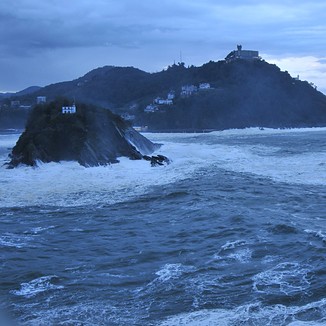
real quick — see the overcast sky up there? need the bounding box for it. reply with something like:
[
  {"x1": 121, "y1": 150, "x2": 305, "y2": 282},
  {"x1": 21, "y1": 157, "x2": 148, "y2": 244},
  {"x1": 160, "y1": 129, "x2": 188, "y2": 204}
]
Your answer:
[{"x1": 1, "y1": 0, "x2": 326, "y2": 93}]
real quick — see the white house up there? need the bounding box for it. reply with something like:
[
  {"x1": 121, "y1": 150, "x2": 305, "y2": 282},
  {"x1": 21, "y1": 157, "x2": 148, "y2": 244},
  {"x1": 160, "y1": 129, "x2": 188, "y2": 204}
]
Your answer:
[
  {"x1": 36, "y1": 96, "x2": 46, "y2": 104},
  {"x1": 144, "y1": 104, "x2": 158, "y2": 113},
  {"x1": 62, "y1": 104, "x2": 76, "y2": 114},
  {"x1": 199, "y1": 83, "x2": 211, "y2": 89},
  {"x1": 154, "y1": 97, "x2": 173, "y2": 105},
  {"x1": 181, "y1": 85, "x2": 198, "y2": 97},
  {"x1": 167, "y1": 91, "x2": 175, "y2": 100}
]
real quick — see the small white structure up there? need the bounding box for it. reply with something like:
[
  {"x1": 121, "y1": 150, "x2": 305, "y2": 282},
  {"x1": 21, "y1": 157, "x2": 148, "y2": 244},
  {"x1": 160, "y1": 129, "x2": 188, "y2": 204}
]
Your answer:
[
  {"x1": 10, "y1": 100, "x2": 20, "y2": 108},
  {"x1": 133, "y1": 126, "x2": 148, "y2": 132},
  {"x1": 154, "y1": 97, "x2": 173, "y2": 105},
  {"x1": 19, "y1": 105, "x2": 32, "y2": 110},
  {"x1": 167, "y1": 91, "x2": 175, "y2": 100},
  {"x1": 62, "y1": 104, "x2": 76, "y2": 114},
  {"x1": 181, "y1": 85, "x2": 198, "y2": 97},
  {"x1": 144, "y1": 104, "x2": 158, "y2": 113},
  {"x1": 36, "y1": 96, "x2": 46, "y2": 104},
  {"x1": 121, "y1": 113, "x2": 135, "y2": 121},
  {"x1": 199, "y1": 83, "x2": 211, "y2": 89}
]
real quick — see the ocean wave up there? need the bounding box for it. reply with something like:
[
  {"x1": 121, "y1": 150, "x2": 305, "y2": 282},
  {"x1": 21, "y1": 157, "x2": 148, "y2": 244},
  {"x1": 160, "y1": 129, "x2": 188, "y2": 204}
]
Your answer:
[
  {"x1": 10, "y1": 275, "x2": 64, "y2": 298},
  {"x1": 0, "y1": 232, "x2": 34, "y2": 248},
  {"x1": 147, "y1": 128, "x2": 326, "y2": 186},
  {"x1": 252, "y1": 262, "x2": 311, "y2": 295},
  {"x1": 158, "y1": 298, "x2": 326, "y2": 326},
  {"x1": 304, "y1": 229, "x2": 326, "y2": 244},
  {"x1": 0, "y1": 128, "x2": 325, "y2": 208},
  {"x1": 221, "y1": 239, "x2": 248, "y2": 250}
]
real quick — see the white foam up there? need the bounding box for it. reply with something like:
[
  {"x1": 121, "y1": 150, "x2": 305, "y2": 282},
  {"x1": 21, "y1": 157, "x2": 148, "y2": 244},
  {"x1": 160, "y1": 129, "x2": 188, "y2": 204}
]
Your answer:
[
  {"x1": 158, "y1": 299, "x2": 326, "y2": 326},
  {"x1": 154, "y1": 263, "x2": 195, "y2": 282},
  {"x1": 0, "y1": 157, "x2": 190, "y2": 208},
  {"x1": 0, "y1": 128, "x2": 325, "y2": 207},
  {"x1": 304, "y1": 229, "x2": 326, "y2": 243},
  {"x1": 10, "y1": 275, "x2": 64, "y2": 298},
  {"x1": 147, "y1": 128, "x2": 326, "y2": 186},
  {"x1": 221, "y1": 239, "x2": 248, "y2": 250},
  {"x1": 227, "y1": 248, "x2": 252, "y2": 263},
  {"x1": 252, "y1": 262, "x2": 311, "y2": 295},
  {"x1": 0, "y1": 232, "x2": 34, "y2": 248}
]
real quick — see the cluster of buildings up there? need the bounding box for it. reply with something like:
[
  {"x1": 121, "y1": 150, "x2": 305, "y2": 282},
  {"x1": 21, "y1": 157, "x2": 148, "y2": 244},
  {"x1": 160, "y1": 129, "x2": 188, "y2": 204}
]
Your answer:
[
  {"x1": 7, "y1": 95, "x2": 78, "y2": 115},
  {"x1": 144, "y1": 83, "x2": 212, "y2": 113},
  {"x1": 3, "y1": 46, "x2": 264, "y2": 116},
  {"x1": 8, "y1": 96, "x2": 47, "y2": 110},
  {"x1": 144, "y1": 91, "x2": 175, "y2": 113}
]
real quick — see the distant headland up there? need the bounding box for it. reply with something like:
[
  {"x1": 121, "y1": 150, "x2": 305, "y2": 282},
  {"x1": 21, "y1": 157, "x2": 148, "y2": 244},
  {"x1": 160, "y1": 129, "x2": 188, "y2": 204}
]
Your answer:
[{"x1": 1, "y1": 45, "x2": 326, "y2": 131}]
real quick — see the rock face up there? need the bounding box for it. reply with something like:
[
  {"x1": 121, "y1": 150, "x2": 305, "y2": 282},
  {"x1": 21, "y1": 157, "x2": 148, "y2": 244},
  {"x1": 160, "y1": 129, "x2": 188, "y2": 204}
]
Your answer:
[{"x1": 7, "y1": 99, "x2": 160, "y2": 168}]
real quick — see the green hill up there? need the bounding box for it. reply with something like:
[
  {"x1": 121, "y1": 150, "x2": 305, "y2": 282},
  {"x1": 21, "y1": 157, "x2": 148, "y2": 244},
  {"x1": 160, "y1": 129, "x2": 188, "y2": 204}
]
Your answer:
[{"x1": 3, "y1": 59, "x2": 326, "y2": 131}]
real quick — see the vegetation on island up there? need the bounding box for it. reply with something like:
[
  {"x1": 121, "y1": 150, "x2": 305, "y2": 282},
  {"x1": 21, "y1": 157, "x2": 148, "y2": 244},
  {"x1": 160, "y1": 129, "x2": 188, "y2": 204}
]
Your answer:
[{"x1": 7, "y1": 99, "x2": 158, "y2": 168}]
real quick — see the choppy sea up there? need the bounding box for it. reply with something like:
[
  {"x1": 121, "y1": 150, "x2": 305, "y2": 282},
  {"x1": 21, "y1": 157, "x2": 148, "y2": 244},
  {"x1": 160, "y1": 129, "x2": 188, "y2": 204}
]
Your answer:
[{"x1": 0, "y1": 128, "x2": 325, "y2": 326}]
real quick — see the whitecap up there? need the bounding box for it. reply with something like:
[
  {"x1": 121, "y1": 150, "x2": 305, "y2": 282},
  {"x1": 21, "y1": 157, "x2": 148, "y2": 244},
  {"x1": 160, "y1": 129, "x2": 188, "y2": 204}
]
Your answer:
[
  {"x1": 221, "y1": 239, "x2": 248, "y2": 250},
  {"x1": 158, "y1": 298, "x2": 326, "y2": 326},
  {"x1": 154, "y1": 263, "x2": 195, "y2": 283},
  {"x1": 252, "y1": 262, "x2": 311, "y2": 295},
  {"x1": 147, "y1": 128, "x2": 326, "y2": 186},
  {"x1": 0, "y1": 233, "x2": 33, "y2": 248},
  {"x1": 1, "y1": 128, "x2": 325, "y2": 208},
  {"x1": 25, "y1": 226, "x2": 56, "y2": 235},
  {"x1": 304, "y1": 229, "x2": 326, "y2": 244},
  {"x1": 227, "y1": 248, "x2": 252, "y2": 263},
  {"x1": 10, "y1": 275, "x2": 64, "y2": 298}
]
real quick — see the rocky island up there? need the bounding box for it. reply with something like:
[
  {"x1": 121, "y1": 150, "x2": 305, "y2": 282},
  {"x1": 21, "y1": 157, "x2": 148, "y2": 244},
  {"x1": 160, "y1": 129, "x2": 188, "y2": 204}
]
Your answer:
[{"x1": 7, "y1": 99, "x2": 164, "y2": 168}]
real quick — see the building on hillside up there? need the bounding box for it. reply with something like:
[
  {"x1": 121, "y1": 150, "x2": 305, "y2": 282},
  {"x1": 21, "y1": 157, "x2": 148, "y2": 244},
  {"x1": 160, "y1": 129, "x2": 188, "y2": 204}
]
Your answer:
[
  {"x1": 144, "y1": 104, "x2": 159, "y2": 113},
  {"x1": 133, "y1": 126, "x2": 148, "y2": 132},
  {"x1": 62, "y1": 104, "x2": 76, "y2": 114},
  {"x1": 19, "y1": 105, "x2": 32, "y2": 110},
  {"x1": 181, "y1": 85, "x2": 198, "y2": 97},
  {"x1": 36, "y1": 96, "x2": 46, "y2": 104},
  {"x1": 10, "y1": 100, "x2": 20, "y2": 109},
  {"x1": 225, "y1": 45, "x2": 260, "y2": 63},
  {"x1": 167, "y1": 91, "x2": 175, "y2": 100},
  {"x1": 121, "y1": 113, "x2": 135, "y2": 121},
  {"x1": 154, "y1": 97, "x2": 173, "y2": 105},
  {"x1": 199, "y1": 83, "x2": 211, "y2": 90}
]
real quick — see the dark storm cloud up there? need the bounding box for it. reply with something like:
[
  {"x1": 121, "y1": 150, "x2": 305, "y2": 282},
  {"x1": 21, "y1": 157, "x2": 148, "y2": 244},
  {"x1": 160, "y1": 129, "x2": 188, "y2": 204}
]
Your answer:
[
  {"x1": 0, "y1": 0, "x2": 326, "y2": 91},
  {"x1": 1, "y1": 0, "x2": 325, "y2": 55},
  {"x1": 0, "y1": 0, "x2": 189, "y2": 54}
]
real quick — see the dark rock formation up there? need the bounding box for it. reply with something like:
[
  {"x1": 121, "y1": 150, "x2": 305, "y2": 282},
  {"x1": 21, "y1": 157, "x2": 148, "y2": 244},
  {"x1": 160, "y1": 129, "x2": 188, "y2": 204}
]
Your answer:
[
  {"x1": 7, "y1": 99, "x2": 161, "y2": 168},
  {"x1": 143, "y1": 154, "x2": 171, "y2": 167}
]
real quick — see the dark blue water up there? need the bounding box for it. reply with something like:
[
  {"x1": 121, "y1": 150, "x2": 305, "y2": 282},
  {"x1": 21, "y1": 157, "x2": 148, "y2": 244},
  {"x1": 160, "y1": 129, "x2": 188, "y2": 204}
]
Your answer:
[{"x1": 0, "y1": 129, "x2": 325, "y2": 325}]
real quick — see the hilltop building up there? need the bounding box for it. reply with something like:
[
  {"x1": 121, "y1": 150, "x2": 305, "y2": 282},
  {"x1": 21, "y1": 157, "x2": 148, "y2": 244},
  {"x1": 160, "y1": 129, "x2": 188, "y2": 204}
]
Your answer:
[{"x1": 225, "y1": 45, "x2": 260, "y2": 63}]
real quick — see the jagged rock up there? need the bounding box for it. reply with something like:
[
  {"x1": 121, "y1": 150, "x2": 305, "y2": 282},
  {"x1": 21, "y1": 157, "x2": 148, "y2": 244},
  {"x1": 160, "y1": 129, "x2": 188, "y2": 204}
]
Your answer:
[
  {"x1": 6, "y1": 99, "x2": 161, "y2": 168},
  {"x1": 143, "y1": 154, "x2": 171, "y2": 167}
]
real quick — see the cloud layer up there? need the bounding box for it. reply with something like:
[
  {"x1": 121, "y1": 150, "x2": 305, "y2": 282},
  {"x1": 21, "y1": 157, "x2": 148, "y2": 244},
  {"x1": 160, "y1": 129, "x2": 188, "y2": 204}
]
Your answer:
[{"x1": 1, "y1": 0, "x2": 326, "y2": 92}]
